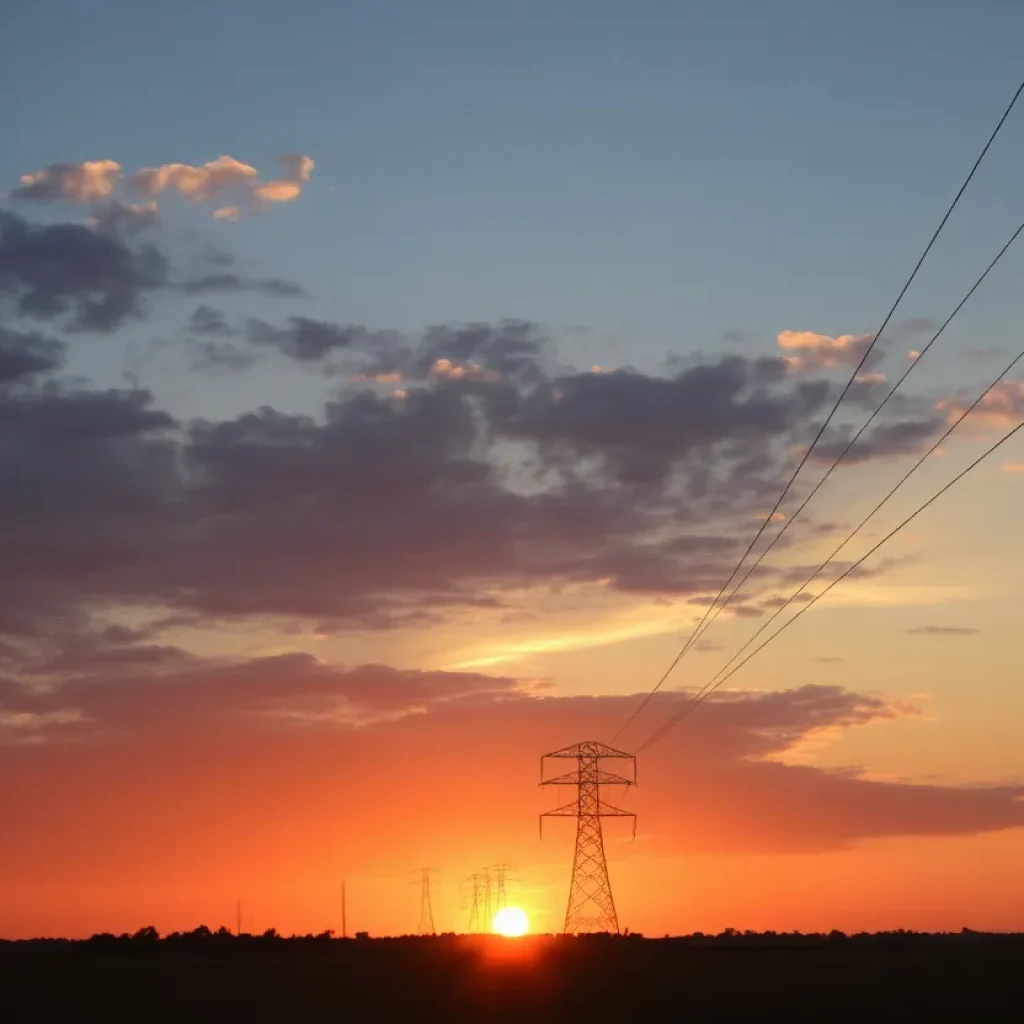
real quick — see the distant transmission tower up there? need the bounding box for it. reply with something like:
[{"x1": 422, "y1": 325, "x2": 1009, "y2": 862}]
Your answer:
[
  {"x1": 482, "y1": 870, "x2": 493, "y2": 930},
  {"x1": 540, "y1": 741, "x2": 636, "y2": 935},
  {"x1": 415, "y1": 868, "x2": 437, "y2": 935},
  {"x1": 489, "y1": 863, "x2": 514, "y2": 913},
  {"x1": 463, "y1": 872, "x2": 490, "y2": 933}
]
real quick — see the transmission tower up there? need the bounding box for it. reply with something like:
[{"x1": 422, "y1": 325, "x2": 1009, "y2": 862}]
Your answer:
[
  {"x1": 482, "y1": 870, "x2": 493, "y2": 929},
  {"x1": 489, "y1": 863, "x2": 515, "y2": 913},
  {"x1": 540, "y1": 741, "x2": 636, "y2": 935},
  {"x1": 415, "y1": 867, "x2": 436, "y2": 935},
  {"x1": 462, "y1": 872, "x2": 490, "y2": 933}
]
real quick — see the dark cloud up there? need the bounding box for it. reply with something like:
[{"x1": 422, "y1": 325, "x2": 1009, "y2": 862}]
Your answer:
[
  {"x1": 906, "y1": 626, "x2": 979, "y2": 636},
  {"x1": 246, "y1": 316, "x2": 378, "y2": 362},
  {"x1": 179, "y1": 274, "x2": 306, "y2": 298},
  {"x1": 0, "y1": 650, "x2": 521, "y2": 735},
  {"x1": 505, "y1": 357, "x2": 829, "y2": 486},
  {"x1": 0, "y1": 386, "x2": 177, "y2": 635},
  {"x1": 410, "y1": 320, "x2": 550, "y2": 382},
  {"x1": 0, "y1": 315, "x2": 926, "y2": 637},
  {"x1": 0, "y1": 211, "x2": 167, "y2": 331},
  {"x1": 810, "y1": 416, "x2": 943, "y2": 465},
  {"x1": 894, "y1": 317, "x2": 939, "y2": 337},
  {"x1": 234, "y1": 317, "x2": 549, "y2": 382},
  {"x1": 188, "y1": 305, "x2": 235, "y2": 338},
  {"x1": 0, "y1": 327, "x2": 65, "y2": 383},
  {"x1": 186, "y1": 306, "x2": 250, "y2": 370},
  {"x1": 89, "y1": 200, "x2": 160, "y2": 238},
  {"x1": 3, "y1": 676, "x2": 1021, "y2": 858}
]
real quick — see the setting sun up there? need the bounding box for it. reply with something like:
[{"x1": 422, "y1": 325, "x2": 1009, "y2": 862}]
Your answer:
[{"x1": 492, "y1": 906, "x2": 529, "y2": 937}]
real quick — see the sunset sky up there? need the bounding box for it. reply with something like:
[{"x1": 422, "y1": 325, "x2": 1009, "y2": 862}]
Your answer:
[{"x1": 3, "y1": 1, "x2": 1024, "y2": 940}]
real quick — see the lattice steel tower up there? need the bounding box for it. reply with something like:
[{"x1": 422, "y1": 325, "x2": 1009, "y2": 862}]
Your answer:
[
  {"x1": 489, "y1": 863, "x2": 514, "y2": 914},
  {"x1": 540, "y1": 741, "x2": 636, "y2": 935},
  {"x1": 416, "y1": 867, "x2": 436, "y2": 935},
  {"x1": 463, "y1": 872, "x2": 490, "y2": 933}
]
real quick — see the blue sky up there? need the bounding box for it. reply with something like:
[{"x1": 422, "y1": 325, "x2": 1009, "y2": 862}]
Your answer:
[{"x1": 6, "y1": 0, "x2": 1024, "y2": 370}]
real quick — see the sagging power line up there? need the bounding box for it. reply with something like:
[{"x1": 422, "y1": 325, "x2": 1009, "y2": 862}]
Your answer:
[
  {"x1": 628, "y1": 212, "x2": 1024, "y2": 753},
  {"x1": 609, "y1": 72, "x2": 1024, "y2": 747},
  {"x1": 635, "y1": 408, "x2": 1024, "y2": 753}
]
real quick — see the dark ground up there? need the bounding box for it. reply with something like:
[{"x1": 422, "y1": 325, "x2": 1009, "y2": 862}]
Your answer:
[{"x1": 3, "y1": 929, "x2": 1023, "y2": 1021}]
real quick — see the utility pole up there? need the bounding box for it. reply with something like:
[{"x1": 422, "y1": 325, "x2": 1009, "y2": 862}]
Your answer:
[
  {"x1": 415, "y1": 868, "x2": 437, "y2": 935},
  {"x1": 540, "y1": 741, "x2": 636, "y2": 934},
  {"x1": 342, "y1": 879, "x2": 347, "y2": 939},
  {"x1": 236, "y1": 898, "x2": 241, "y2": 937}
]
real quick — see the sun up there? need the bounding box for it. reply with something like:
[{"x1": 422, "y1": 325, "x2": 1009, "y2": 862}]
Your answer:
[{"x1": 492, "y1": 906, "x2": 529, "y2": 937}]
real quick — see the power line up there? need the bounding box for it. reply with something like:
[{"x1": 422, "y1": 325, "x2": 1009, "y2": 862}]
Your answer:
[
  {"x1": 673, "y1": 329, "x2": 1024, "y2": 733},
  {"x1": 631, "y1": 211, "x2": 1024, "y2": 750},
  {"x1": 609, "y1": 73, "x2": 1024, "y2": 746},
  {"x1": 635, "y1": 412, "x2": 1024, "y2": 753},
  {"x1": 681, "y1": 217, "x2": 1024, "y2": 662}
]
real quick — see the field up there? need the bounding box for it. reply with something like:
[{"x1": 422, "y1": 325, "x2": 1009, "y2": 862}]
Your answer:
[{"x1": 3, "y1": 930, "x2": 1023, "y2": 1021}]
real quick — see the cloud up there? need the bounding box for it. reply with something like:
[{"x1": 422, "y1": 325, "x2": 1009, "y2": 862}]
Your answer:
[
  {"x1": 188, "y1": 305, "x2": 235, "y2": 338},
  {"x1": 129, "y1": 153, "x2": 314, "y2": 214},
  {"x1": 11, "y1": 160, "x2": 122, "y2": 203},
  {"x1": 251, "y1": 153, "x2": 315, "y2": 205},
  {"x1": 809, "y1": 416, "x2": 943, "y2": 464},
  {"x1": 0, "y1": 316, "x2": 929, "y2": 638},
  {"x1": 905, "y1": 626, "x2": 979, "y2": 636},
  {"x1": 9, "y1": 153, "x2": 313, "y2": 225},
  {"x1": 428, "y1": 357, "x2": 499, "y2": 382},
  {"x1": 777, "y1": 330, "x2": 876, "y2": 373},
  {"x1": 179, "y1": 274, "x2": 306, "y2": 298},
  {"x1": 186, "y1": 306, "x2": 251, "y2": 370},
  {"x1": 129, "y1": 155, "x2": 258, "y2": 203},
  {"x1": 278, "y1": 153, "x2": 315, "y2": 184},
  {"x1": 2, "y1": 675, "x2": 1021, "y2": 861},
  {"x1": 893, "y1": 317, "x2": 938, "y2": 337},
  {"x1": 0, "y1": 647, "x2": 523, "y2": 735},
  {"x1": 0, "y1": 327, "x2": 65, "y2": 383},
  {"x1": 1002, "y1": 462, "x2": 1024, "y2": 473},
  {"x1": 246, "y1": 317, "x2": 377, "y2": 361},
  {"x1": 938, "y1": 380, "x2": 1024, "y2": 430},
  {"x1": 86, "y1": 200, "x2": 160, "y2": 237},
  {"x1": 0, "y1": 210, "x2": 168, "y2": 331}
]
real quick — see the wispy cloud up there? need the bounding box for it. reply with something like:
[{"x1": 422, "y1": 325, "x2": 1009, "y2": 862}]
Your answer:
[{"x1": 905, "y1": 625, "x2": 979, "y2": 636}]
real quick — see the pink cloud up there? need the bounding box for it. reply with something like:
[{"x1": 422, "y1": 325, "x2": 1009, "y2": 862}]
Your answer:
[
  {"x1": 250, "y1": 153, "x2": 316, "y2": 205},
  {"x1": 129, "y1": 155, "x2": 258, "y2": 202},
  {"x1": 428, "y1": 358, "x2": 499, "y2": 381},
  {"x1": 777, "y1": 330, "x2": 874, "y2": 372},
  {"x1": 937, "y1": 380, "x2": 1024, "y2": 428},
  {"x1": 10, "y1": 153, "x2": 314, "y2": 224},
  {"x1": 12, "y1": 160, "x2": 122, "y2": 203}
]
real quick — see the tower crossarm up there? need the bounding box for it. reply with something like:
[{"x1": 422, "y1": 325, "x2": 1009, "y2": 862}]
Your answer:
[{"x1": 540, "y1": 768, "x2": 635, "y2": 787}]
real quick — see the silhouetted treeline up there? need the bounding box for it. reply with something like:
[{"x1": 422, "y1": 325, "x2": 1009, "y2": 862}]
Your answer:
[
  {"x1": 3, "y1": 926, "x2": 1023, "y2": 1021},
  {"x1": 3, "y1": 923, "x2": 1022, "y2": 948}
]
